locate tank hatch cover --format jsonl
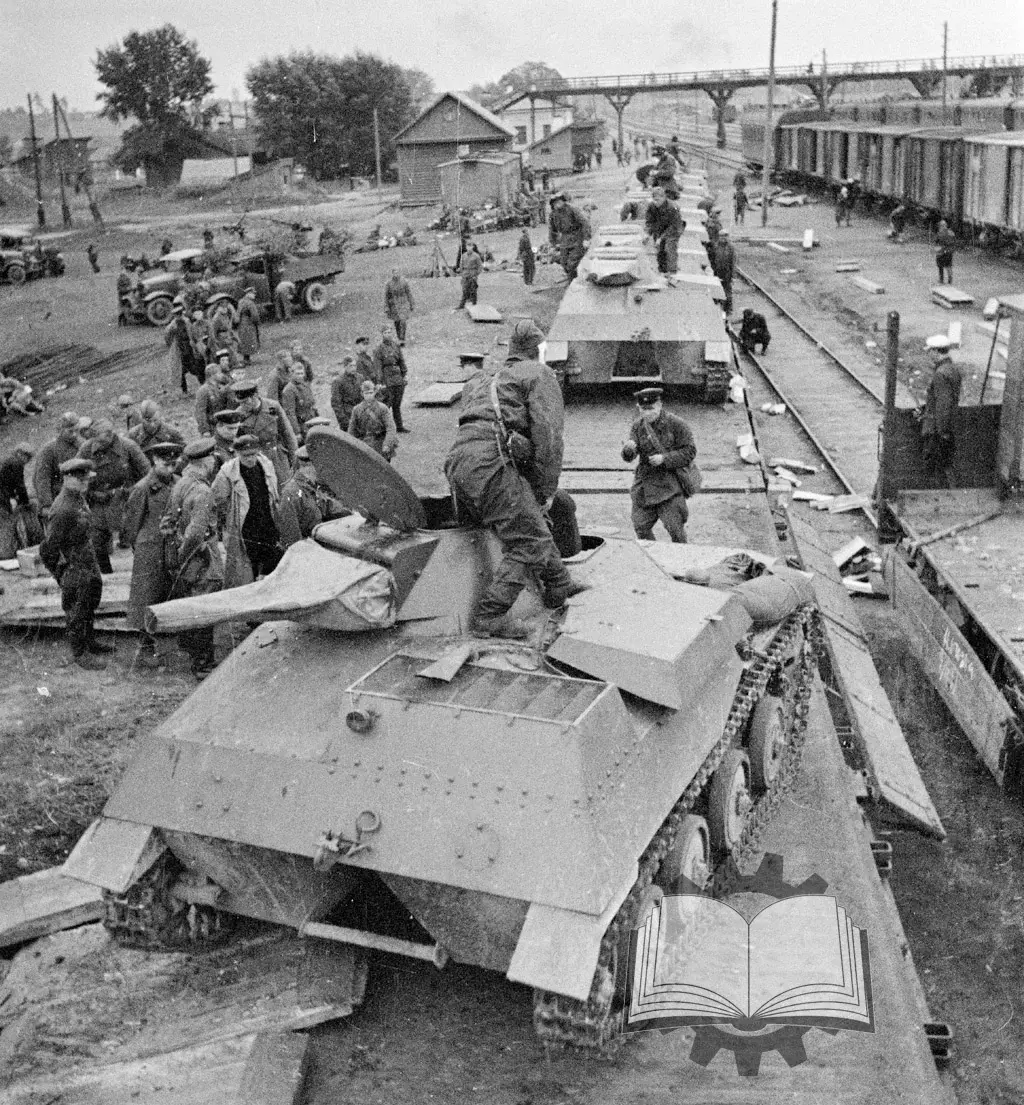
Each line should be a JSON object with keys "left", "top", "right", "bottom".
{"left": 547, "top": 581, "right": 751, "bottom": 710}
{"left": 306, "top": 426, "right": 426, "bottom": 532}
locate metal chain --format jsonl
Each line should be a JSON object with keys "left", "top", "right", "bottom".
{"left": 533, "top": 604, "right": 822, "bottom": 1050}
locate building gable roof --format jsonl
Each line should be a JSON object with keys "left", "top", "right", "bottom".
{"left": 493, "top": 89, "right": 568, "bottom": 114}
{"left": 525, "top": 121, "right": 574, "bottom": 151}
{"left": 394, "top": 91, "right": 515, "bottom": 144}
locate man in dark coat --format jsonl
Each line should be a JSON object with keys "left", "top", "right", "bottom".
{"left": 709, "top": 229, "right": 735, "bottom": 316}
{"left": 517, "top": 230, "right": 536, "bottom": 286}
{"left": 0, "top": 444, "right": 41, "bottom": 558}
{"left": 331, "top": 356, "right": 365, "bottom": 431}
{"left": 372, "top": 327, "right": 409, "bottom": 433}
{"left": 644, "top": 187, "right": 686, "bottom": 274}
{"left": 211, "top": 408, "right": 246, "bottom": 472}
{"left": 33, "top": 412, "right": 82, "bottom": 519}
{"left": 548, "top": 194, "right": 589, "bottom": 282}
{"left": 280, "top": 360, "right": 319, "bottom": 442}
{"left": 232, "top": 378, "right": 297, "bottom": 488}
{"left": 39, "top": 458, "right": 110, "bottom": 669}
{"left": 167, "top": 307, "right": 202, "bottom": 394}
{"left": 77, "top": 419, "right": 150, "bottom": 572}
{"left": 920, "top": 337, "right": 963, "bottom": 480}
{"left": 458, "top": 245, "right": 483, "bottom": 309}
{"left": 123, "top": 442, "right": 181, "bottom": 667}
{"left": 128, "top": 400, "right": 186, "bottom": 453}
{"left": 622, "top": 387, "right": 697, "bottom": 543}
{"left": 348, "top": 379, "right": 398, "bottom": 460}
{"left": 354, "top": 336, "right": 378, "bottom": 388}
{"left": 194, "top": 365, "right": 234, "bottom": 436}
{"left": 935, "top": 219, "right": 956, "bottom": 285}
{"left": 278, "top": 446, "right": 324, "bottom": 547}
{"left": 738, "top": 308, "right": 771, "bottom": 354}
{"left": 444, "top": 319, "right": 582, "bottom": 637}
{"left": 384, "top": 267, "right": 415, "bottom": 344}
{"left": 162, "top": 439, "right": 224, "bottom": 678}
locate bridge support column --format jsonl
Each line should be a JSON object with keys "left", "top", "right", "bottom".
{"left": 907, "top": 71, "right": 943, "bottom": 98}
{"left": 707, "top": 87, "right": 734, "bottom": 149}
{"left": 603, "top": 92, "right": 633, "bottom": 164}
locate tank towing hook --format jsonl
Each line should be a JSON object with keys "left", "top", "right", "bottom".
{"left": 313, "top": 810, "right": 382, "bottom": 872}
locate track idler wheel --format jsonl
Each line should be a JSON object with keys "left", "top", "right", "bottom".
{"left": 747, "top": 695, "right": 788, "bottom": 792}
{"left": 707, "top": 750, "right": 752, "bottom": 856}
{"left": 655, "top": 814, "right": 711, "bottom": 895}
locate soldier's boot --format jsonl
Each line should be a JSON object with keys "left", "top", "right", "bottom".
{"left": 469, "top": 613, "right": 531, "bottom": 640}
{"left": 541, "top": 574, "right": 589, "bottom": 611}
{"left": 86, "top": 635, "right": 115, "bottom": 655}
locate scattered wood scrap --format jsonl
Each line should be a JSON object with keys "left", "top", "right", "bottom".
{"left": 465, "top": 304, "right": 503, "bottom": 323}
{"left": 774, "top": 466, "right": 802, "bottom": 487}
{"left": 769, "top": 458, "right": 817, "bottom": 474}
{"left": 931, "top": 286, "right": 974, "bottom": 309}
{"left": 852, "top": 276, "right": 885, "bottom": 294}
{"left": 802, "top": 229, "right": 815, "bottom": 250}
{"left": 0, "top": 868, "right": 103, "bottom": 949}
{"left": 835, "top": 261, "right": 862, "bottom": 273}
{"left": 767, "top": 242, "right": 791, "bottom": 253}
{"left": 793, "top": 490, "right": 834, "bottom": 504}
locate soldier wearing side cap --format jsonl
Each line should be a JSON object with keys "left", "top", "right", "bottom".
{"left": 162, "top": 439, "right": 224, "bottom": 678}
{"left": 77, "top": 419, "right": 151, "bottom": 572}
{"left": 348, "top": 379, "right": 398, "bottom": 460}
{"left": 39, "top": 459, "right": 111, "bottom": 670}
{"left": 123, "top": 442, "right": 182, "bottom": 667}
{"left": 920, "top": 336, "right": 963, "bottom": 482}
{"left": 33, "top": 412, "right": 83, "bottom": 520}
{"left": 444, "top": 318, "right": 584, "bottom": 638}
{"left": 331, "top": 356, "right": 365, "bottom": 432}
{"left": 622, "top": 387, "right": 697, "bottom": 544}
{"left": 231, "top": 377, "right": 297, "bottom": 487}
{"left": 280, "top": 360, "right": 320, "bottom": 442}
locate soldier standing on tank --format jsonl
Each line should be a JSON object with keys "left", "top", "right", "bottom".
{"left": 163, "top": 439, "right": 224, "bottom": 678}
{"left": 39, "top": 458, "right": 111, "bottom": 670}
{"left": 444, "top": 319, "right": 584, "bottom": 638}
{"left": 622, "top": 387, "right": 697, "bottom": 544}
{"left": 33, "top": 412, "right": 82, "bottom": 522}
{"left": 212, "top": 433, "right": 281, "bottom": 586}
{"left": 231, "top": 378, "right": 297, "bottom": 488}
{"left": 77, "top": 419, "right": 150, "bottom": 572}
{"left": 123, "top": 442, "right": 182, "bottom": 668}
{"left": 278, "top": 446, "right": 324, "bottom": 548}
{"left": 548, "top": 193, "right": 590, "bottom": 283}
{"left": 644, "top": 186, "right": 686, "bottom": 275}
{"left": 920, "top": 336, "right": 963, "bottom": 483}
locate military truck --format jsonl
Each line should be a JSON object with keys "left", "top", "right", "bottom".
{"left": 128, "top": 245, "right": 346, "bottom": 326}
{"left": 65, "top": 429, "right": 820, "bottom": 1048}
{"left": 0, "top": 227, "right": 65, "bottom": 284}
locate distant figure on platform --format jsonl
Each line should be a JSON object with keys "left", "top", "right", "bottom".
{"left": 622, "top": 387, "right": 697, "bottom": 544}
{"left": 86, "top": 243, "right": 100, "bottom": 273}
{"left": 458, "top": 244, "right": 483, "bottom": 308}
{"left": 734, "top": 184, "right": 748, "bottom": 225}
{"left": 888, "top": 203, "right": 909, "bottom": 244}
{"left": 738, "top": 309, "right": 771, "bottom": 354}
{"left": 709, "top": 229, "right": 735, "bottom": 316}
{"left": 835, "top": 184, "right": 853, "bottom": 228}
{"left": 935, "top": 220, "right": 956, "bottom": 285}
{"left": 384, "top": 267, "right": 415, "bottom": 344}
{"left": 517, "top": 229, "right": 536, "bottom": 286}
{"left": 920, "top": 336, "right": 962, "bottom": 482}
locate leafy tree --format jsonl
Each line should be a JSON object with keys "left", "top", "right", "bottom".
{"left": 95, "top": 24, "right": 214, "bottom": 186}
{"left": 964, "top": 70, "right": 1006, "bottom": 98}
{"left": 469, "top": 61, "right": 565, "bottom": 107}
{"left": 0, "top": 134, "right": 12, "bottom": 166}
{"left": 403, "top": 68, "right": 436, "bottom": 111}
{"left": 246, "top": 51, "right": 416, "bottom": 179}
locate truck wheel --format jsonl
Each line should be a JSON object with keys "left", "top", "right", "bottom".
{"left": 146, "top": 297, "right": 173, "bottom": 326}
{"left": 707, "top": 750, "right": 751, "bottom": 856}
{"left": 747, "top": 695, "right": 787, "bottom": 792}
{"left": 656, "top": 815, "right": 711, "bottom": 894}
{"left": 303, "top": 282, "right": 327, "bottom": 312}
{"left": 6, "top": 263, "right": 26, "bottom": 286}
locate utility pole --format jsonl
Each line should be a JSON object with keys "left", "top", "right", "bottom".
{"left": 760, "top": 0, "right": 779, "bottom": 228}
{"left": 228, "top": 104, "right": 239, "bottom": 207}
{"left": 942, "top": 22, "right": 949, "bottom": 123}
{"left": 26, "top": 94, "right": 45, "bottom": 229}
{"left": 52, "top": 94, "right": 72, "bottom": 226}
{"left": 55, "top": 97, "right": 103, "bottom": 227}
{"left": 373, "top": 105, "right": 383, "bottom": 199}
{"left": 876, "top": 311, "right": 902, "bottom": 542}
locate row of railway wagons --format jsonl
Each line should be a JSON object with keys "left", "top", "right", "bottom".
{"left": 741, "top": 102, "right": 1024, "bottom": 235}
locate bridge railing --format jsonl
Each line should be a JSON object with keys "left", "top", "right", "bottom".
{"left": 531, "top": 54, "right": 1024, "bottom": 94}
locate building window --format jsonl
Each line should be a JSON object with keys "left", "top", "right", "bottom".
{"left": 516, "top": 126, "right": 527, "bottom": 144}
{"left": 543, "top": 124, "right": 552, "bottom": 138}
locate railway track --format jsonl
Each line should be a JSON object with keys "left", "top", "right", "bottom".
{"left": 733, "top": 267, "right": 885, "bottom": 527}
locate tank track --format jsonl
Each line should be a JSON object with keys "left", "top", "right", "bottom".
{"left": 532, "top": 604, "right": 822, "bottom": 1050}
{"left": 701, "top": 363, "right": 733, "bottom": 405}
{"left": 102, "top": 851, "right": 234, "bottom": 951}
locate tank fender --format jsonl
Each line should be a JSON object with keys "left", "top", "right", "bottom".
{"left": 62, "top": 817, "right": 166, "bottom": 894}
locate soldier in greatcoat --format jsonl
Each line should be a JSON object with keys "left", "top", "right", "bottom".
{"left": 920, "top": 336, "right": 963, "bottom": 481}
{"left": 280, "top": 360, "right": 320, "bottom": 442}
{"left": 212, "top": 433, "right": 281, "bottom": 587}
{"left": 33, "top": 412, "right": 82, "bottom": 521}
{"left": 622, "top": 387, "right": 697, "bottom": 544}
{"left": 372, "top": 327, "right": 409, "bottom": 433}
{"left": 278, "top": 446, "right": 324, "bottom": 548}
{"left": 548, "top": 194, "right": 590, "bottom": 282}
{"left": 237, "top": 288, "right": 261, "bottom": 364}
{"left": 384, "top": 267, "right": 415, "bottom": 344}
{"left": 77, "top": 420, "right": 150, "bottom": 572}
{"left": 194, "top": 365, "right": 234, "bottom": 436}
{"left": 348, "top": 380, "right": 398, "bottom": 460}
{"left": 128, "top": 400, "right": 186, "bottom": 454}
{"left": 123, "top": 442, "right": 181, "bottom": 667}
{"left": 231, "top": 378, "right": 297, "bottom": 488}
{"left": 331, "top": 356, "right": 365, "bottom": 431}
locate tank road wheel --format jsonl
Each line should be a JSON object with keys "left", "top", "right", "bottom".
{"left": 656, "top": 815, "right": 711, "bottom": 895}
{"left": 303, "top": 281, "right": 327, "bottom": 312}
{"left": 146, "top": 296, "right": 174, "bottom": 326}
{"left": 747, "top": 695, "right": 788, "bottom": 792}
{"left": 707, "top": 750, "right": 752, "bottom": 856}
{"left": 102, "top": 851, "right": 233, "bottom": 951}
{"left": 6, "top": 263, "right": 26, "bottom": 286}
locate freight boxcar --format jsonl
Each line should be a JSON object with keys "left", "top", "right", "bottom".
{"left": 964, "top": 132, "right": 1024, "bottom": 232}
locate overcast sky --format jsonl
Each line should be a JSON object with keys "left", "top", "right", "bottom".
{"left": 5, "top": 0, "right": 1023, "bottom": 111}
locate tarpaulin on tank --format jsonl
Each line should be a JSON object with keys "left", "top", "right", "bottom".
{"left": 146, "top": 540, "right": 396, "bottom": 634}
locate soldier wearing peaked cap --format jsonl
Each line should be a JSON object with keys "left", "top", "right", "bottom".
{"left": 232, "top": 377, "right": 297, "bottom": 487}
{"left": 212, "top": 432, "right": 281, "bottom": 587}
{"left": 40, "top": 458, "right": 110, "bottom": 669}
{"left": 123, "top": 442, "right": 182, "bottom": 667}
{"left": 622, "top": 387, "right": 698, "bottom": 543}
{"left": 211, "top": 408, "right": 246, "bottom": 472}
{"left": 444, "top": 318, "right": 584, "bottom": 638}
{"left": 920, "top": 336, "right": 962, "bottom": 482}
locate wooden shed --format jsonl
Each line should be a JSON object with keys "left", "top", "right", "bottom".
{"left": 438, "top": 154, "right": 522, "bottom": 209}
{"left": 525, "top": 122, "right": 574, "bottom": 173}
{"left": 394, "top": 91, "right": 515, "bottom": 206}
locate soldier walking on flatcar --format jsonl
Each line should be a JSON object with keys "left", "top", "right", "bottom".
{"left": 644, "top": 187, "right": 686, "bottom": 275}
{"left": 548, "top": 194, "right": 590, "bottom": 283}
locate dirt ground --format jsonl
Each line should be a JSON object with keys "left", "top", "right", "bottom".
{"left": 1, "top": 159, "right": 1024, "bottom": 1104}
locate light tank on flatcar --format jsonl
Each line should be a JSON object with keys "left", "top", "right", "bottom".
{"left": 64, "top": 428, "right": 822, "bottom": 1047}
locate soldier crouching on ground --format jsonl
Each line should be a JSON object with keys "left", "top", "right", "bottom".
{"left": 162, "top": 439, "right": 224, "bottom": 679}
{"left": 623, "top": 387, "right": 698, "bottom": 544}
{"left": 39, "top": 458, "right": 112, "bottom": 670}
{"left": 444, "top": 318, "right": 585, "bottom": 638}
{"left": 738, "top": 308, "right": 771, "bottom": 354}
